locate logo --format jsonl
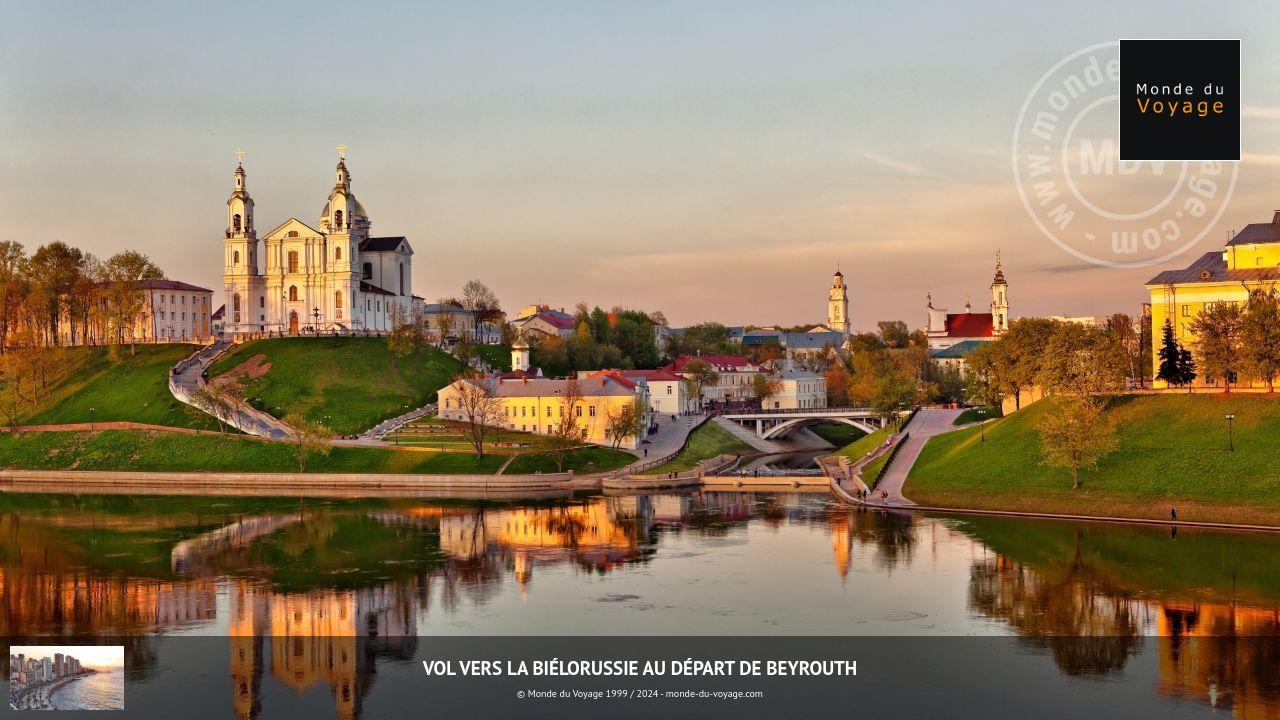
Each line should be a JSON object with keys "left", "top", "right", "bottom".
{"left": 1012, "top": 41, "right": 1238, "bottom": 268}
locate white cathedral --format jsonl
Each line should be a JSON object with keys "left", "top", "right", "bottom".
{"left": 222, "top": 150, "right": 415, "bottom": 336}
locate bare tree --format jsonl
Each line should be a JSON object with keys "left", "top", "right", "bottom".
{"left": 451, "top": 375, "right": 504, "bottom": 458}
{"left": 547, "top": 377, "right": 585, "bottom": 471}
{"left": 190, "top": 384, "right": 232, "bottom": 434}
{"left": 605, "top": 397, "right": 644, "bottom": 450}
{"left": 461, "top": 279, "right": 503, "bottom": 327}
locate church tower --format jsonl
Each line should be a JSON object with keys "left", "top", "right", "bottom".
{"left": 224, "top": 151, "right": 262, "bottom": 332}
{"left": 990, "top": 251, "right": 1008, "bottom": 335}
{"left": 827, "top": 268, "right": 850, "bottom": 337}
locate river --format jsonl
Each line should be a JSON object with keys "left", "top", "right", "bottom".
{"left": 2, "top": 489, "right": 1278, "bottom": 716}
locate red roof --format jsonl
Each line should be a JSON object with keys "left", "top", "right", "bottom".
{"left": 944, "top": 313, "right": 994, "bottom": 339}
{"left": 622, "top": 369, "right": 682, "bottom": 382}
{"left": 582, "top": 370, "right": 638, "bottom": 390}
{"left": 664, "top": 355, "right": 757, "bottom": 373}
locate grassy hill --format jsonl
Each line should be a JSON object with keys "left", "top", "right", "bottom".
{"left": 0, "top": 430, "right": 506, "bottom": 474}
{"left": 909, "top": 394, "right": 1280, "bottom": 525}
{"left": 207, "top": 337, "right": 462, "bottom": 435}
{"left": 19, "top": 344, "right": 217, "bottom": 430}
{"left": 649, "top": 421, "right": 755, "bottom": 473}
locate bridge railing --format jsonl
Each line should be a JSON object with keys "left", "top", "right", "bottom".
{"left": 722, "top": 406, "right": 876, "bottom": 417}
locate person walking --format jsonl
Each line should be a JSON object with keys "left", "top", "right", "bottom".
{"left": 1171, "top": 507, "right": 1177, "bottom": 522}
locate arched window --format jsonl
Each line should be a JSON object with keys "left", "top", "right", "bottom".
{"left": 336, "top": 246, "right": 342, "bottom": 261}
{"left": 289, "top": 285, "right": 298, "bottom": 301}
{"left": 398, "top": 263, "right": 405, "bottom": 295}
{"left": 362, "top": 262, "right": 372, "bottom": 280}
{"left": 233, "top": 250, "right": 240, "bottom": 265}
{"left": 334, "top": 290, "right": 343, "bottom": 309}
{"left": 232, "top": 293, "right": 241, "bottom": 312}
{"left": 232, "top": 214, "right": 242, "bottom": 232}
{"left": 334, "top": 209, "right": 343, "bottom": 228}
{"left": 287, "top": 251, "right": 299, "bottom": 273}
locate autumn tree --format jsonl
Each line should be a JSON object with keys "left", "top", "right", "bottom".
{"left": 1039, "top": 396, "right": 1115, "bottom": 489}
{"left": 680, "top": 359, "right": 719, "bottom": 412}
{"left": 604, "top": 397, "right": 644, "bottom": 451}
{"left": 102, "top": 250, "right": 164, "bottom": 354}
{"left": 1037, "top": 322, "right": 1127, "bottom": 397}
{"left": 749, "top": 372, "right": 783, "bottom": 406}
{"left": 1190, "top": 301, "right": 1245, "bottom": 391}
{"left": 189, "top": 384, "right": 233, "bottom": 434}
{"left": 824, "top": 362, "right": 851, "bottom": 406}
{"left": 284, "top": 412, "right": 332, "bottom": 472}
{"left": 1241, "top": 288, "right": 1280, "bottom": 391}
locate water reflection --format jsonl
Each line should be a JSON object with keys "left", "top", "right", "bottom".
{"left": 7, "top": 494, "right": 1280, "bottom": 717}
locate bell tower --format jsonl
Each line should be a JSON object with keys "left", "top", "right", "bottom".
{"left": 225, "top": 150, "right": 258, "bottom": 277}
{"left": 990, "top": 251, "right": 1009, "bottom": 335}
{"left": 827, "top": 268, "right": 850, "bottom": 338}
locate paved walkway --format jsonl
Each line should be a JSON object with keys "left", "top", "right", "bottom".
{"left": 620, "top": 413, "right": 708, "bottom": 473}
{"left": 170, "top": 341, "right": 292, "bottom": 440}
{"left": 874, "top": 407, "right": 965, "bottom": 506}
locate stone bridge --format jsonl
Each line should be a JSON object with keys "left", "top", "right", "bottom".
{"left": 720, "top": 407, "right": 884, "bottom": 439}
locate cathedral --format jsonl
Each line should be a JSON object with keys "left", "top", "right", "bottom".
{"left": 925, "top": 253, "right": 1009, "bottom": 351}
{"left": 223, "top": 149, "right": 415, "bottom": 336}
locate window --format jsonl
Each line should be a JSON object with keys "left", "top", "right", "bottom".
{"left": 334, "top": 209, "right": 343, "bottom": 228}
{"left": 289, "top": 286, "right": 298, "bottom": 301}
{"left": 336, "top": 246, "right": 342, "bottom": 261}
{"left": 233, "top": 250, "right": 240, "bottom": 265}
{"left": 259, "top": 296, "right": 264, "bottom": 308}
{"left": 576, "top": 406, "right": 582, "bottom": 417}
{"left": 399, "top": 263, "right": 405, "bottom": 295}
{"left": 232, "top": 214, "right": 241, "bottom": 232}
{"left": 232, "top": 293, "right": 241, "bottom": 312}
{"left": 362, "top": 262, "right": 372, "bottom": 280}
{"left": 589, "top": 406, "right": 596, "bottom": 417}
{"left": 334, "top": 291, "right": 343, "bottom": 309}
{"left": 1182, "top": 305, "right": 1190, "bottom": 317}
{"left": 546, "top": 406, "right": 552, "bottom": 418}
{"left": 288, "top": 251, "right": 299, "bottom": 273}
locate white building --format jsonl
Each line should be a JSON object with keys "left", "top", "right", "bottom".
{"left": 771, "top": 364, "right": 828, "bottom": 409}
{"left": 222, "top": 150, "right": 415, "bottom": 337}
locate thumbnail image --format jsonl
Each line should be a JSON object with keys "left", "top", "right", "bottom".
{"left": 8, "top": 646, "right": 124, "bottom": 711}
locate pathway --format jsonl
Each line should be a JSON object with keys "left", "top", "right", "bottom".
{"left": 874, "top": 407, "right": 965, "bottom": 506}
{"left": 169, "top": 341, "right": 292, "bottom": 440}
{"left": 619, "top": 413, "right": 708, "bottom": 473}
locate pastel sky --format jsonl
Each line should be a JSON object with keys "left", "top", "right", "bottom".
{"left": 10, "top": 645, "right": 124, "bottom": 669}
{"left": 2, "top": 1, "right": 1279, "bottom": 329}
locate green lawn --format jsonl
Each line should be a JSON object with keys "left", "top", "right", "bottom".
{"left": 648, "top": 421, "right": 755, "bottom": 473}
{"left": 207, "top": 337, "right": 462, "bottom": 435}
{"left": 470, "top": 343, "right": 511, "bottom": 372}
{"left": 808, "top": 422, "right": 866, "bottom": 447}
{"left": 834, "top": 426, "right": 890, "bottom": 460}
{"left": 909, "top": 394, "right": 1280, "bottom": 525}
{"left": 861, "top": 451, "right": 891, "bottom": 486}
{"left": 20, "top": 344, "right": 219, "bottom": 430}
{"left": 953, "top": 406, "right": 1000, "bottom": 425}
{"left": 503, "top": 446, "right": 634, "bottom": 474}
{"left": 0, "top": 430, "right": 505, "bottom": 474}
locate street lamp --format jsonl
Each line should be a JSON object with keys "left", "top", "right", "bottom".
{"left": 312, "top": 307, "right": 321, "bottom": 333}
{"left": 1226, "top": 413, "right": 1236, "bottom": 452}
{"left": 978, "top": 408, "right": 987, "bottom": 443}
{"left": 89, "top": 407, "right": 95, "bottom": 432}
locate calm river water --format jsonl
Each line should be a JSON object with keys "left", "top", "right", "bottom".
{"left": 2, "top": 489, "right": 1279, "bottom": 717}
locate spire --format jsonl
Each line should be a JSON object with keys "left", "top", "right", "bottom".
{"left": 992, "top": 249, "right": 1006, "bottom": 286}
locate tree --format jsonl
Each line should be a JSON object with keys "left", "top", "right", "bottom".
{"left": 681, "top": 359, "right": 719, "bottom": 412}
{"left": 605, "top": 397, "right": 644, "bottom": 451}
{"left": 189, "top": 384, "right": 233, "bottom": 434}
{"left": 1036, "top": 323, "right": 1127, "bottom": 397}
{"left": 26, "top": 241, "right": 89, "bottom": 346}
{"left": 1189, "top": 301, "right": 1245, "bottom": 391}
{"left": 964, "top": 341, "right": 1003, "bottom": 408}
{"left": 0, "top": 241, "right": 27, "bottom": 352}
{"left": 460, "top": 279, "right": 503, "bottom": 326}
{"left": 871, "top": 367, "right": 916, "bottom": 422}
{"left": 824, "top": 362, "right": 851, "bottom": 406}
{"left": 102, "top": 250, "right": 164, "bottom": 354}
{"left": 1156, "top": 318, "right": 1181, "bottom": 386}
{"left": 749, "top": 372, "right": 783, "bottom": 406}
{"left": 877, "top": 320, "right": 910, "bottom": 348}
{"left": 1177, "top": 345, "right": 1197, "bottom": 390}
{"left": 451, "top": 375, "right": 503, "bottom": 458}
{"left": 1038, "top": 396, "right": 1115, "bottom": 489}
{"left": 1104, "top": 312, "right": 1139, "bottom": 383}
{"left": 547, "top": 376, "right": 585, "bottom": 471}
{"left": 284, "top": 413, "right": 332, "bottom": 472}
{"left": 1241, "top": 288, "right": 1280, "bottom": 391}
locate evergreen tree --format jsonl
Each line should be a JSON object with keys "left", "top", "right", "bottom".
{"left": 1177, "top": 345, "right": 1197, "bottom": 390}
{"left": 1156, "top": 319, "right": 1181, "bottom": 385}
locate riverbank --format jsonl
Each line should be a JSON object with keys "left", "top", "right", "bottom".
{"left": 906, "top": 395, "right": 1280, "bottom": 527}
{"left": 10, "top": 672, "right": 91, "bottom": 710}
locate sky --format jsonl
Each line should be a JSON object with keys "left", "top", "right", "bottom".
{"left": 10, "top": 645, "right": 124, "bottom": 669}
{"left": 3, "top": 1, "right": 1280, "bottom": 330}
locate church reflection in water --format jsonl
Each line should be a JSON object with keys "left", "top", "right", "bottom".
{"left": 5, "top": 497, "right": 1280, "bottom": 718}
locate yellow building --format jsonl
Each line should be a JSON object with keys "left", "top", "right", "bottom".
{"left": 1145, "top": 210, "right": 1280, "bottom": 389}
{"left": 437, "top": 372, "right": 648, "bottom": 450}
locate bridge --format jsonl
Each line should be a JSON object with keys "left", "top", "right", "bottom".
{"left": 720, "top": 406, "right": 885, "bottom": 439}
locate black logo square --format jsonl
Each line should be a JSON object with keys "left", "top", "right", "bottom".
{"left": 1119, "top": 39, "right": 1240, "bottom": 161}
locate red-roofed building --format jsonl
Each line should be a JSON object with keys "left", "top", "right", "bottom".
{"left": 926, "top": 254, "right": 1009, "bottom": 351}
{"left": 583, "top": 368, "right": 685, "bottom": 415}
{"left": 663, "top": 354, "right": 763, "bottom": 407}
{"left": 512, "top": 305, "right": 577, "bottom": 339}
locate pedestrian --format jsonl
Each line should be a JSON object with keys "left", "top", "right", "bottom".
{"left": 1171, "top": 507, "right": 1177, "bottom": 522}
{"left": 644, "top": 448, "right": 648, "bottom": 458}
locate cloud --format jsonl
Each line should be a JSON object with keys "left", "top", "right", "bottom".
{"left": 1244, "top": 105, "right": 1280, "bottom": 120}
{"left": 860, "top": 150, "right": 932, "bottom": 177}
